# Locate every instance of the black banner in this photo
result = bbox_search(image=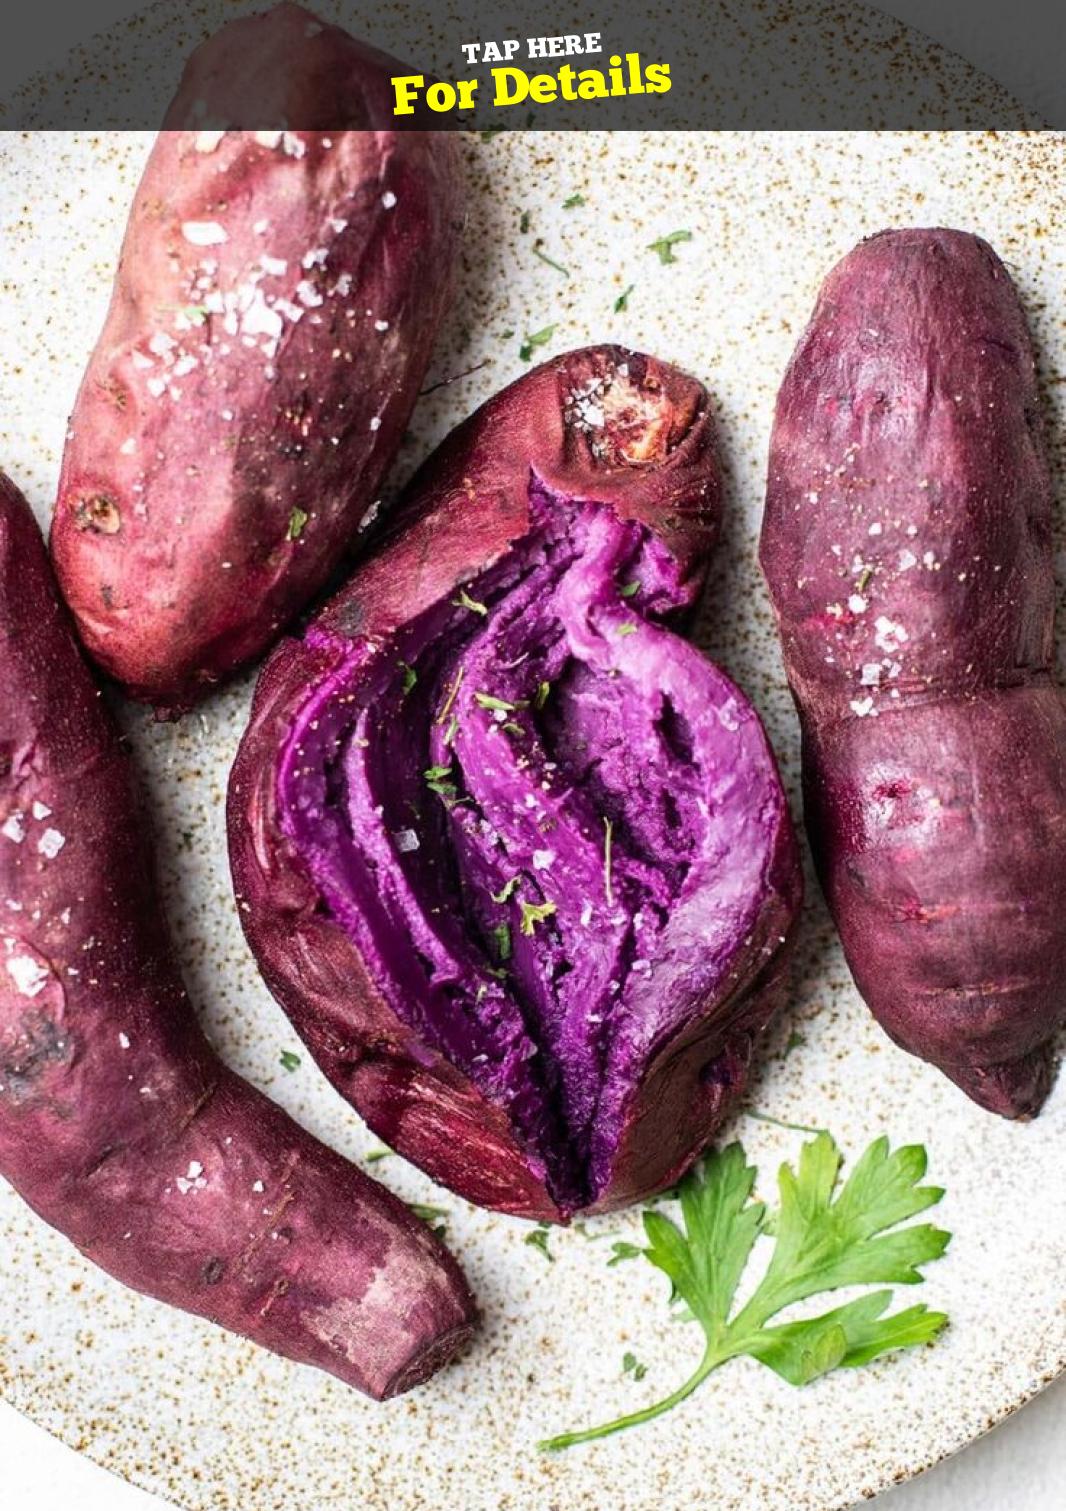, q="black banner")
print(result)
[2,0,1060,129]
